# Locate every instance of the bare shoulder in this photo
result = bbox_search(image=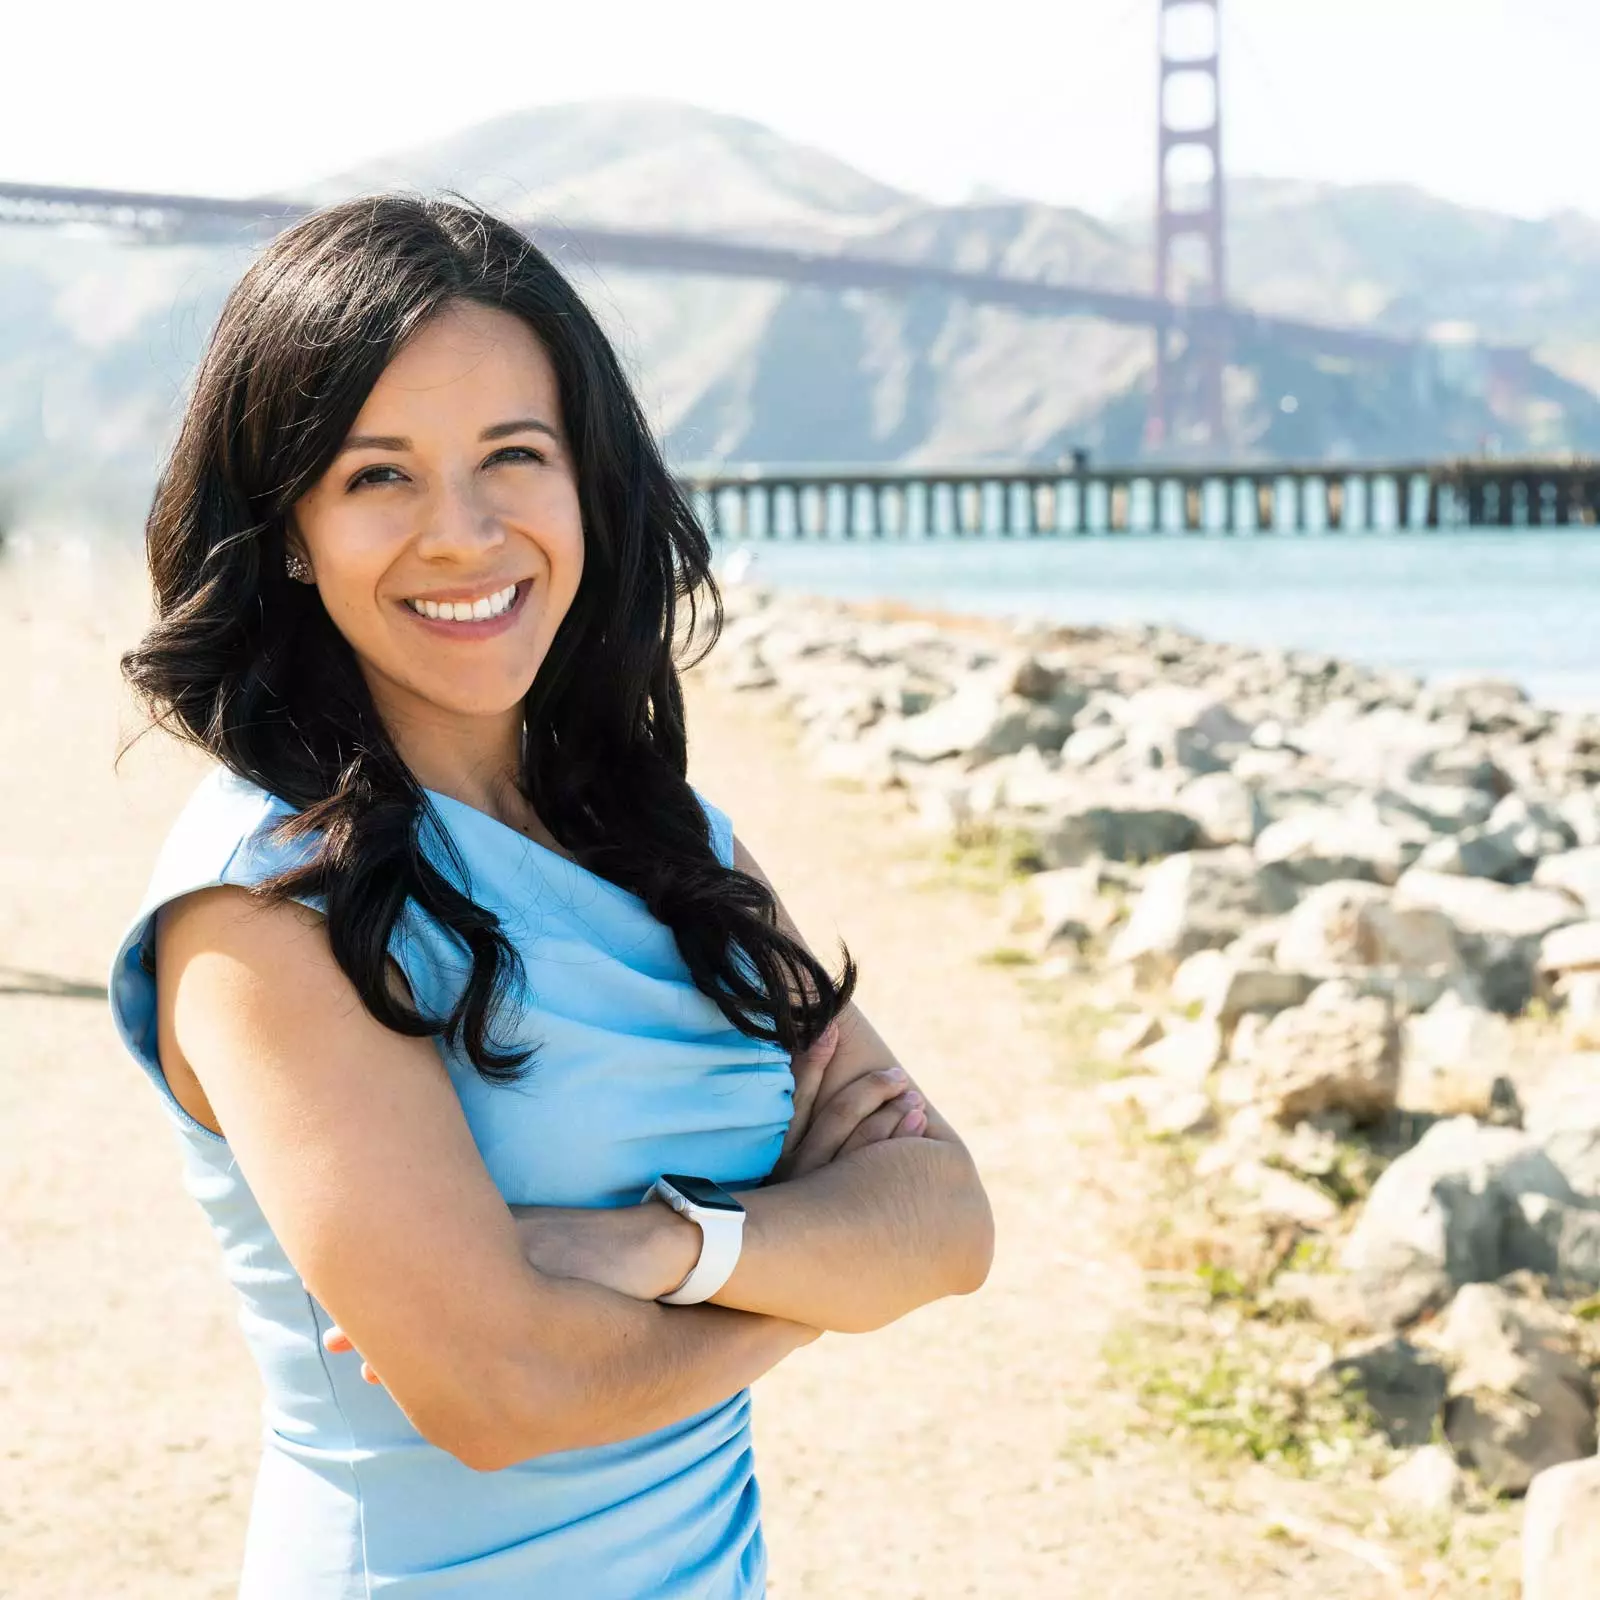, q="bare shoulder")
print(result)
[157,882,328,980]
